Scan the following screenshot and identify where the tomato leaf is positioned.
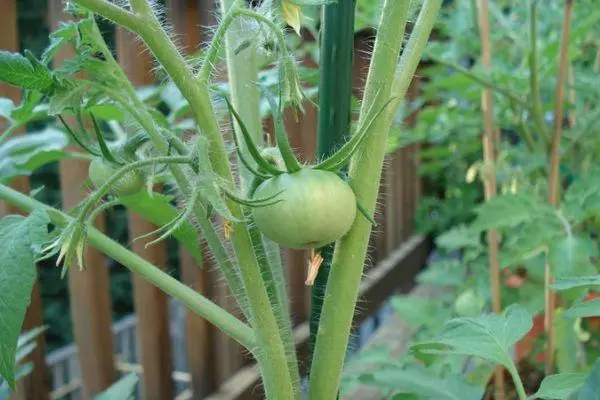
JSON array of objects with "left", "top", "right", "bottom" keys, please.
[
  {"left": 551, "top": 275, "right": 600, "bottom": 291},
  {"left": 0, "top": 128, "right": 70, "bottom": 184},
  {"left": 531, "top": 373, "right": 586, "bottom": 399},
  {"left": 577, "top": 359, "right": 600, "bottom": 400},
  {"left": 48, "top": 81, "right": 89, "bottom": 116},
  {"left": 564, "top": 298, "right": 600, "bottom": 319},
  {"left": 554, "top": 309, "right": 581, "bottom": 374},
  {"left": 549, "top": 236, "right": 598, "bottom": 279},
  {"left": 0, "top": 98, "right": 15, "bottom": 120},
  {"left": 470, "top": 193, "right": 549, "bottom": 232},
  {"left": 118, "top": 192, "right": 204, "bottom": 265},
  {"left": 94, "top": 373, "right": 138, "bottom": 400},
  {"left": 412, "top": 304, "right": 532, "bottom": 369},
  {"left": 0, "top": 211, "right": 50, "bottom": 389},
  {"left": 435, "top": 225, "right": 480, "bottom": 251},
  {"left": 0, "top": 51, "right": 53, "bottom": 92},
  {"left": 356, "top": 364, "right": 484, "bottom": 400}
]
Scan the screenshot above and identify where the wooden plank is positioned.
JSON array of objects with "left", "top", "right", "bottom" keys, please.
[
  {"left": 1, "top": 2, "right": 51, "bottom": 399},
  {"left": 115, "top": 27, "right": 175, "bottom": 400},
  {"left": 168, "top": 0, "right": 220, "bottom": 395},
  {"left": 48, "top": 2, "right": 118, "bottom": 397},
  {"left": 206, "top": 236, "right": 430, "bottom": 400}
]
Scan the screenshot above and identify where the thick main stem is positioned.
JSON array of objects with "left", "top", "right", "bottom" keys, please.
[
  {"left": 0, "top": 183, "right": 255, "bottom": 350},
  {"left": 475, "top": 0, "right": 504, "bottom": 398},
  {"left": 73, "top": 1, "right": 294, "bottom": 396},
  {"left": 546, "top": 0, "right": 573, "bottom": 375},
  {"left": 308, "top": 1, "right": 441, "bottom": 398}
]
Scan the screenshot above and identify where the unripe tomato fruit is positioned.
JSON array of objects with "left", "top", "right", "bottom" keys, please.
[
  {"left": 252, "top": 169, "right": 356, "bottom": 249},
  {"left": 88, "top": 158, "right": 145, "bottom": 197},
  {"left": 454, "top": 289, "right": 484, "bottom": 317}
]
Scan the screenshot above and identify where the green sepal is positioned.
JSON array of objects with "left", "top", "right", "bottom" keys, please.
[
  {"left": 222, "top": 95, "right": 284, "bottom": 176},
  {"left": 356, "top": 200, "right": 377, "bottom": 226},
  {"left": 314, "top": 95, "right": 397, "bottom": 172},
  {"left": 264, "top": 89, "right": 302, "bottom": 173},
  {"left": 89, "top": 112, "right": 122, "bottom": 165},
  {"left": 58, "top": 114, "right": 101, "bottom": 156}
]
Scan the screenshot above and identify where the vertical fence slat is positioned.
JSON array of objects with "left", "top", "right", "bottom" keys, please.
[
  {"left": 1, "top": 2, "right": 50, "bottom": 399},
  {"left": 48, "top": 2, "right": 118, "bottom": 397},
  {"left": 115, "top": 27, "right": 175, "bottom": 399}
]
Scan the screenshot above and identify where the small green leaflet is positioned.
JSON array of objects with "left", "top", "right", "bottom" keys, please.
[
  {"left": 94, "top": 373, "right": 139, "bottom": 400},
  {"left": 551, "top": 275, "right": 600, "bottom": 291},
  {"left": 577, "top": 359, "right": 600, "bottom": 400},
  {"left": 562, "top": 170, "right": 600, "bottom": 223},
  {"left": 554, "top": 309, "right": 581, "bottom": 374},
  {"left": 416, "top": 259, "right": 466, "bottom": 287},
  {"left": 564, "top": 298, "right": 600, "bottom": 319},
  {"left": 412, "top": 304, "right": 532, "bottom": 369},
  {"left": 118, "top": 192, "right": 203, "bottom": 265},
  {"left": 470, "top": 192, "right": 549, "bottom": 232},
  {"left": 531, "top": 373, "right": 586, "bottom": 399},
  {"left": 435, "top": 224, "right": 480, "bottom": 251},
  {"left": 0, "top": 128, "right": 70, "bottom": 184},
  {"left": 0, "top": 210, "right": 50, "bottom": 389},
  {"left": 48, "top": 81, "right": 90, "bottom": 116},
  {"left": 358, "top": 364, "right": 484, "bottom": 400},
  {"left": 549, "top": 236, "right": 598, "bottom": 278},
  {"left": 0, "top": 51, "right": 53, "bottom": 92}
]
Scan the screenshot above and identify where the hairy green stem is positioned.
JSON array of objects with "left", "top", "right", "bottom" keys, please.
[
  {"left": 308, "top": 1, "right": 442, "bottom": 398},
  {"left": 75, "top": 1, "right": 294, "bottom": 396},
  {"left": 508, "top": 365, "right": 528, "bottom": 400},
  {"left": 216, "top": 0, "right": 262, "bottom": 190},
  {"left": 529, "top": 1, "right": 550, "bottom": 145},
  {"left": 0, "top": 183, "right": 256, "bottom": 350},
  {"left": 217, "top": 0, "right": 298, "bottom": 393},
  {"left": 310, "top": 0, "right": 356, "bottom": 385}
]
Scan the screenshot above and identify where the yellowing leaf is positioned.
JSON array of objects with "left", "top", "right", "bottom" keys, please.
[{"left": 282, "top": 1, "right": 302, "bottom": 36}]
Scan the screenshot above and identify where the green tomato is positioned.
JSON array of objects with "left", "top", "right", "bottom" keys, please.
[
  {"left": 88, "top": 158, "right": 145, "bottom": 197},
  {"left": 251, "top": 169, "right": 357, "bottom": 249},
  {"left": 454, "top": 289, "right": 485, "bottom": 317}
]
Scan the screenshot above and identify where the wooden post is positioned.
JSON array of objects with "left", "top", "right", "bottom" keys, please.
[
  {"left": 1, "top": 2, "right": 50, "bottom": 399},
  {"left": 169, "top": 0, "right": 220, "bottom": 395},
  {"left": 48, "top": 2, "right": 118, "bottom": 397},
  {"left": 115, "top": 27, "right": 175, "bottom": 399}
]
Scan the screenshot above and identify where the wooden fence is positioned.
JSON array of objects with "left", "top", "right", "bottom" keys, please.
[{"left": 0, "top": 1, "right": 426, "bottom": 399}]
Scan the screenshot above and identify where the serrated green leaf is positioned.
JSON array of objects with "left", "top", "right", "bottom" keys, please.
[
  {"left": 549, "top": 236, "right": 598, "bottom": 278},
  {"left": 470, "top": 193, "right": 548, "bottom": 232},
  {"left": 435, "top": 225, "right": 480, "bottom": 250},
  {"left": 0, "top": 51, "right": 53, "bottom": 92},
  {"left": 500, "top": 218, "right": 563, "bottom": 268},
  {"left": 554, "top": 309, "right": 581, "bottom": 374},
  {"left": 0, "top": 128, "right": 70, "bottom": 183},
  {"left": 563, "top": 171, "right": 600, "bottom": 223},
  {"left": 94, "top": 373, "right": 138, "bottom": 400},
  {"left": 358, "top": 364, "right": 485, "bottom": 400},
  {"left": 577, "top": 359, "right": 600, "bottom": 400},
  {"left": 551, "top": 275, "right": 600, "bottom": 291},
  {"left": 416, "top": 259, "right": 466, "bottom": 287},
  {"left": 118, "top": 192, "right": 203, "bottom": 265},
  {"left": 0, "top": 210, "right": 50, "bottom": 388},
  {"left": 0, "top": 98, "right": 15, "bottom": 120},
  {"left": 11, "top": 91, "right": 43, "bottom": 122},
  {"left": 48, "top": 82, "right": 89, "bottom": 116},
  {"left": 531, "top": 373, "right": 586, "bottom": 399},
  {"left": 412, "top": 304, "right": 532, "bottom": 369},
  {"left": 564, "top": 298, "right": 600, "bottom": 319}
]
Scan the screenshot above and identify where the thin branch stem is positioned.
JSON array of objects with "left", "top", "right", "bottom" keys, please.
[
  {"left": 529, "top": 1, "right": 550, "bottom": 145},
  {"left": 0, "top": 183, "right": 256, "bottom": 350},
  {"left": 75, "top": 0, "right": 294, "bottom": 395},
  {"left": 476, "top": 0, "right": 504, "bottom": 397},
  {"left": 546, "top": 0, "right": 574, "bottom": 375}
]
